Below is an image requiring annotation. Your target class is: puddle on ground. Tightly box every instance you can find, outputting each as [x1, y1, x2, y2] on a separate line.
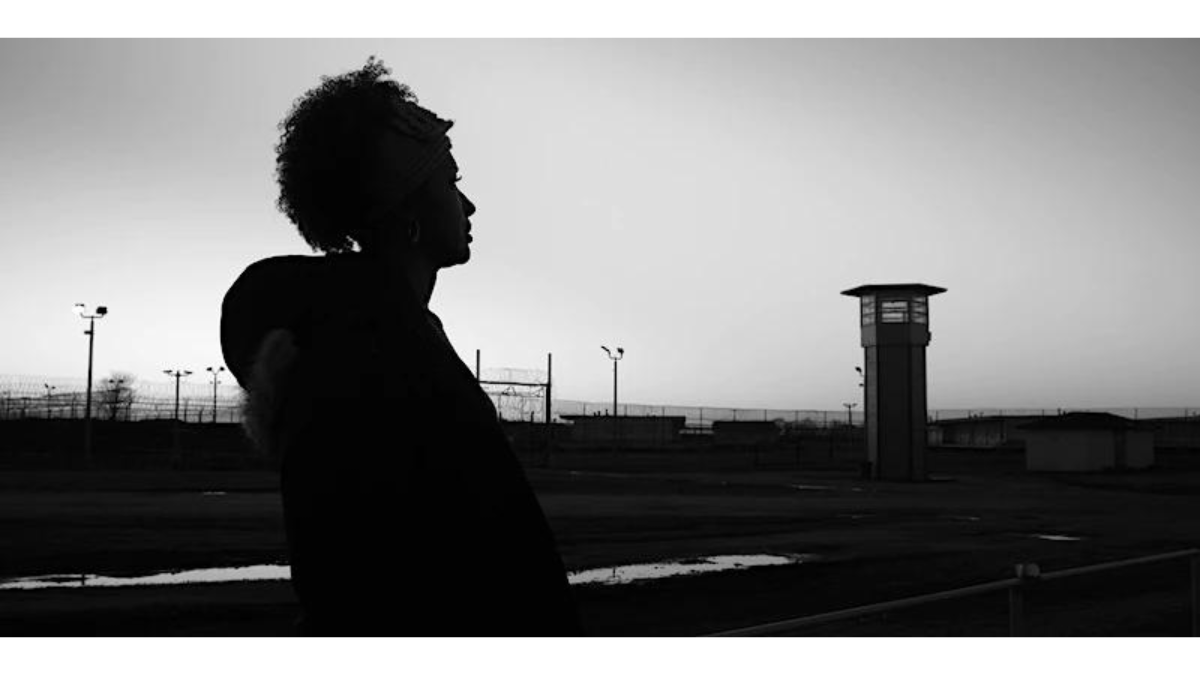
[945, 515, 982, 522]
[566, 470, 635, 479]
[0, 554, 818, 592]
[838, 513, 874, 520]
[790, 484, 835, 491]
[1031, 533, 1085, 542]
[200, 491, 227, 496]
[0, 564, 290, 590]
[567, 554, 816, 586]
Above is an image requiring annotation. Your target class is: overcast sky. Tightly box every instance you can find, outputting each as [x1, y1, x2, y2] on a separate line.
[1, 39, 1197, 410]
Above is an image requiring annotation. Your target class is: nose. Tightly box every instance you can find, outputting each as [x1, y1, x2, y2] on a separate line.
[459, 190, 476, 218]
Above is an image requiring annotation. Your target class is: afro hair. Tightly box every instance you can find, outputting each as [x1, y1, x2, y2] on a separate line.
[275, 56, 428, 253]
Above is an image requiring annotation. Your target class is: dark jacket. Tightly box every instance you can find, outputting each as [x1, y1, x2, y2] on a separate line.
[221, 253, 582, 636]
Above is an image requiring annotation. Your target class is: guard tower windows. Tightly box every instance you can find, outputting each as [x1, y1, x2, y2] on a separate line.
[860, 296, 876, 326]
[872, 296, 929, 324]
[880, 298, 910, 323]
[912, 297, 928, 324]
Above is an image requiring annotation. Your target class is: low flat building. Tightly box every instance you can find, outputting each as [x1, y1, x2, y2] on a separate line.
[712, 420, 782, 447]
[1020, 412, 1154, 472]
[1140, 416, 1200, 450]
[927, 415, 1041, 449]
[560, 415, 686, 448]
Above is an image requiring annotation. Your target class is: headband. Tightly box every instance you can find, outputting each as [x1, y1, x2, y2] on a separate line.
[364, 99, 455, 223]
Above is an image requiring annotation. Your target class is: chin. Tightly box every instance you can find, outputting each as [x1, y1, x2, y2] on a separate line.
[443, 248, 471, 267]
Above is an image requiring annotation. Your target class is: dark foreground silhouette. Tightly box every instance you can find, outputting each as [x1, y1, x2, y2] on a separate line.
[220, 58, 582, 636]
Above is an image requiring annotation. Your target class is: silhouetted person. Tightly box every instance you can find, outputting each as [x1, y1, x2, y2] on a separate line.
[219, 57, 582, 636]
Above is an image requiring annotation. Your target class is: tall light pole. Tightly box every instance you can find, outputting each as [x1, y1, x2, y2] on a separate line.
[601, 345, 624, 451]
[600, 346, 624, 416]
[74, 303, 107, 465]
[164, 369, 193, 421]
[206, 366, 225, 424]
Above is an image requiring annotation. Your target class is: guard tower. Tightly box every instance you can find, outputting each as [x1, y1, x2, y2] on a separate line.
[841, 283, 946, 481]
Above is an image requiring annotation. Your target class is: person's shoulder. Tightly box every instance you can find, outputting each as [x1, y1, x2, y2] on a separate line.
[232, 254, 329, 286]
[225, 253, 371, 300]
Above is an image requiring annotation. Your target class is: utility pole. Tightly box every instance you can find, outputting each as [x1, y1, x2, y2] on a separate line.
[74, 304, 107, 465]
[43, 384, 56, 419]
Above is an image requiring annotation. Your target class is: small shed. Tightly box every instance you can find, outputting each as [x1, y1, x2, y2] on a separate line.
[1020, 413, 1154, 472]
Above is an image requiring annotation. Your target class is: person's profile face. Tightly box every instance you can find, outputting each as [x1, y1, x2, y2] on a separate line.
[372, 123, 476, 268]
[411, 153, 476, 269]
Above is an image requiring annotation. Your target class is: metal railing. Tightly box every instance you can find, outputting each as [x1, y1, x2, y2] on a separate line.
[710, 548, 1200, 637]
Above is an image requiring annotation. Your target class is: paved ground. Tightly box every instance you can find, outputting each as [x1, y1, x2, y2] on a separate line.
[0, 447, 1197, 635]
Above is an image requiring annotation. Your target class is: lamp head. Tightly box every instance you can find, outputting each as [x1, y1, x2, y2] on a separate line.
[96, 306, 108, 316]
[617, 347, 624, 356]
[601, 346, 611, 356]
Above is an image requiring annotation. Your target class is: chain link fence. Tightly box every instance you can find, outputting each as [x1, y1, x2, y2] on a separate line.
[0, 376, 245, 423]
[3, 376, 1195, 428]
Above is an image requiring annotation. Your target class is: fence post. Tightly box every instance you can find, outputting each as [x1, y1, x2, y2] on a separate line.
[1191, 553, 1198, 637]
[1009, 563, 1039, 637]
[1008, 585, 1023, 637]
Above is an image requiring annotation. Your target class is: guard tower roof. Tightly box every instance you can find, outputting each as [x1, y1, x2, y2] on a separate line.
[841, 283, 947, 298]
